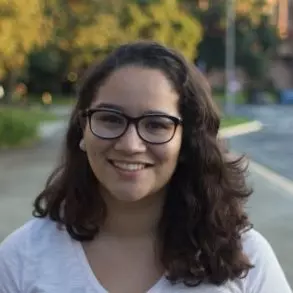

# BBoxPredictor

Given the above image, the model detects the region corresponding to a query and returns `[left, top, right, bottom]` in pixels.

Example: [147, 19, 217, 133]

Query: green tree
[0, 0, 52, 101]
[27, 46, 65, 94]
[26, 0, 128, 95]
[122, 0, 202, 60]
[47, 0, 127, 76]
[195, 0, 279, 102]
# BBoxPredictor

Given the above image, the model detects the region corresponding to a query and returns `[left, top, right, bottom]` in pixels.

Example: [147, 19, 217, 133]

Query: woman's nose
[113, 124, 147, 153]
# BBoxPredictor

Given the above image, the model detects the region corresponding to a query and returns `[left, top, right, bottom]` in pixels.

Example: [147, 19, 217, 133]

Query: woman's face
[82, 65, 182, 203]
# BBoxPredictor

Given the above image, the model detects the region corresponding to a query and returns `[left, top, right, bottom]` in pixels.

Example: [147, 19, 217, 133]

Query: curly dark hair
[33, 40, 253, 287]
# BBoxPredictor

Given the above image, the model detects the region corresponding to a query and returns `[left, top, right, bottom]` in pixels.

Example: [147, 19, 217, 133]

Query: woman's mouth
[108, 160, 153, 172]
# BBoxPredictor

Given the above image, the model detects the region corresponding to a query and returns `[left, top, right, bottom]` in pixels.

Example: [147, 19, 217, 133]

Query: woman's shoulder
[0, 217, 68, 260]
[0, 218, 61, 291]
[241, 227, 282, 267]
[241, 228, 271, 255]
[241, 227, 281, 275]
[240, 228, 292, 293]
[0, 218, 87, 292]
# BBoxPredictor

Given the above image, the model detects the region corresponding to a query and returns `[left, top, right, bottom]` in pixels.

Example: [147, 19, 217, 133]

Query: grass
[214, 93, 246, 105]
[27, 94, 76, 106]
[214, 91, 278, 106]
[0, 106, 58, 149]
[0, 106, 58, 123]
[220, 116, 250, 128]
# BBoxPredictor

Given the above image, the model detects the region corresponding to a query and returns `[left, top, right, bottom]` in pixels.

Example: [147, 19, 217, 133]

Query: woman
[0, 41, 291, 293]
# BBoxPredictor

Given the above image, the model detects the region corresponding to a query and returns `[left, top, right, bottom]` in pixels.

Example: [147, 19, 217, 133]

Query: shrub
[0, 107, 38, 147]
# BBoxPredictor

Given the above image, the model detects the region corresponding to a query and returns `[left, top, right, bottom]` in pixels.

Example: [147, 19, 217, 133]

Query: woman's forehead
[90, 66, 180, 116]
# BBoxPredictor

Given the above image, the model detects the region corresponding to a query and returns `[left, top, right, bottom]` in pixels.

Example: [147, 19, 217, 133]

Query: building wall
[276, 0, 289, 38]
[258, 0, 292, 39]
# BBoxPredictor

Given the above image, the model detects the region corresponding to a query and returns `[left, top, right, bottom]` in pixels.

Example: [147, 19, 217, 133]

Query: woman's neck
[100, 190, 166, 239]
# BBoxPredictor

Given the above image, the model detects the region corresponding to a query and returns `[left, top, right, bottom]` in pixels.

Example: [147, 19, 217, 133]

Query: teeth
[112, 161, 146, 171]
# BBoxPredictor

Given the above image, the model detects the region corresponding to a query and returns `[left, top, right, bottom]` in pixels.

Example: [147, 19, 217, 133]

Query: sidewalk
[38, 120, 68, 139]
[38, 105, 72, 139]
[246, 165, 293, 285]
[229, 105, 293, 181]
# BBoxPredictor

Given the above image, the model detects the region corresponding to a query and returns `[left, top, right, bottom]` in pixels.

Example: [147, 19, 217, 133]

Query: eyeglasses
[81, 109, 183, 144]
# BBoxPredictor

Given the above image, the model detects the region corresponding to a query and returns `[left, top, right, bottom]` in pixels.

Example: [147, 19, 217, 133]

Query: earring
[79, 139, 86, 151]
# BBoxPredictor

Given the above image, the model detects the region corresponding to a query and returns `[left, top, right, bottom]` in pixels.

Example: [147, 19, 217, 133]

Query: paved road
[0, 125, 293, 288]
[245, 167, 293, 286]
[230, 105, 293, 180]
[0, 132, 65, 239]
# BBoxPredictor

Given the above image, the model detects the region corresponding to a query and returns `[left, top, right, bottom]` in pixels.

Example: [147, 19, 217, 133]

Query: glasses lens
[139, 116, 176, 143]
[90, 111, 126, 138]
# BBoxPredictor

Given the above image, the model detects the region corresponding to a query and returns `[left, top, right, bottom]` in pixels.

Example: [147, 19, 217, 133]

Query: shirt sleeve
[243, 229, 292, 293]
[0, 230, 26, 293]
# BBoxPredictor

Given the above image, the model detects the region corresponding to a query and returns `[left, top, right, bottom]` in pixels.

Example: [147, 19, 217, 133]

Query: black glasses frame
[80, 108, 183, 144]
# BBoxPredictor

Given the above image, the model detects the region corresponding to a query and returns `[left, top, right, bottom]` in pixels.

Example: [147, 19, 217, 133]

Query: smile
[108, 160, 152, 171]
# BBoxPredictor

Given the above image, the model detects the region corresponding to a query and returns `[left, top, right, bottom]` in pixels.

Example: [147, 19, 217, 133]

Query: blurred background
[0, 0, 293, 288]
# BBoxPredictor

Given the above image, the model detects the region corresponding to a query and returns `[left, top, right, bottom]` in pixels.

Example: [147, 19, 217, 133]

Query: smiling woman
[80, 65, 183, 205]
[0, 41, 292, 293]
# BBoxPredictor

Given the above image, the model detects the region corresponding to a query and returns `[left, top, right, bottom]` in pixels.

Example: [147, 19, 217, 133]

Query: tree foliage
[0, 0, 52, 78]
[27, 0, 202, 95]
[47, 0, 128, 70]
[123, 0, 202, 60]
[2, 0, 202, 96]
[196, 1, 279, 80]
[0, 0, 52, 101]
[24, 0, 129, 94]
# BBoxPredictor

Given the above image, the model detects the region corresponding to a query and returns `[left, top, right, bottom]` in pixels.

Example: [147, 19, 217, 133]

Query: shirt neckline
[71, 238, 167, 293]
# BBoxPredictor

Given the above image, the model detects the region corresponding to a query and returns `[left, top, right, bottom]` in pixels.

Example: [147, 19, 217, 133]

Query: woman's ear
[79, 138, 86, 152]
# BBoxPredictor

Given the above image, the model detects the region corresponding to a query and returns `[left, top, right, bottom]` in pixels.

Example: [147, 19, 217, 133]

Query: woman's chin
[102, 187, 150, 203]
[99, 182, 164, 205]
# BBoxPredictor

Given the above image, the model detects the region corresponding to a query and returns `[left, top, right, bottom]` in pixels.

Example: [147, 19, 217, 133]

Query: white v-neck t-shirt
[0, 218, 291, 293]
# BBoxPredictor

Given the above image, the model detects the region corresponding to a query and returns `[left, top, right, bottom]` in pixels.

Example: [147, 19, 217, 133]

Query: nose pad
[114, 124, 146, 152]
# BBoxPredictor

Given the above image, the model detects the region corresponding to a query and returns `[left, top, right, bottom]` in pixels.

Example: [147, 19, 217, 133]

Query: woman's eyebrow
[92, 103, 174, 118]
[143, 110, 170, 115]
[93, 103, 124, 111]
[93, 103, 170, 115]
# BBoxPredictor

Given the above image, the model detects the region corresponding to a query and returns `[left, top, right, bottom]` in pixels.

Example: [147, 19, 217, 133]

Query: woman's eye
[144, 118, 173, 131]
[96, 114, 123, 124]
[147, 122, 167, 129]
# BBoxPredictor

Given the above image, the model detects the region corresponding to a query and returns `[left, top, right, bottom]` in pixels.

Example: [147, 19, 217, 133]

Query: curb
[229, 150, 293, 197]
[219, 120, 263, 138]
[249, 160, 293, 196]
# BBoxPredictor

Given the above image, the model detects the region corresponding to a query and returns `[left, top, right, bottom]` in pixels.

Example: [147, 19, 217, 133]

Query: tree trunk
[2, 69, 18, 104]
